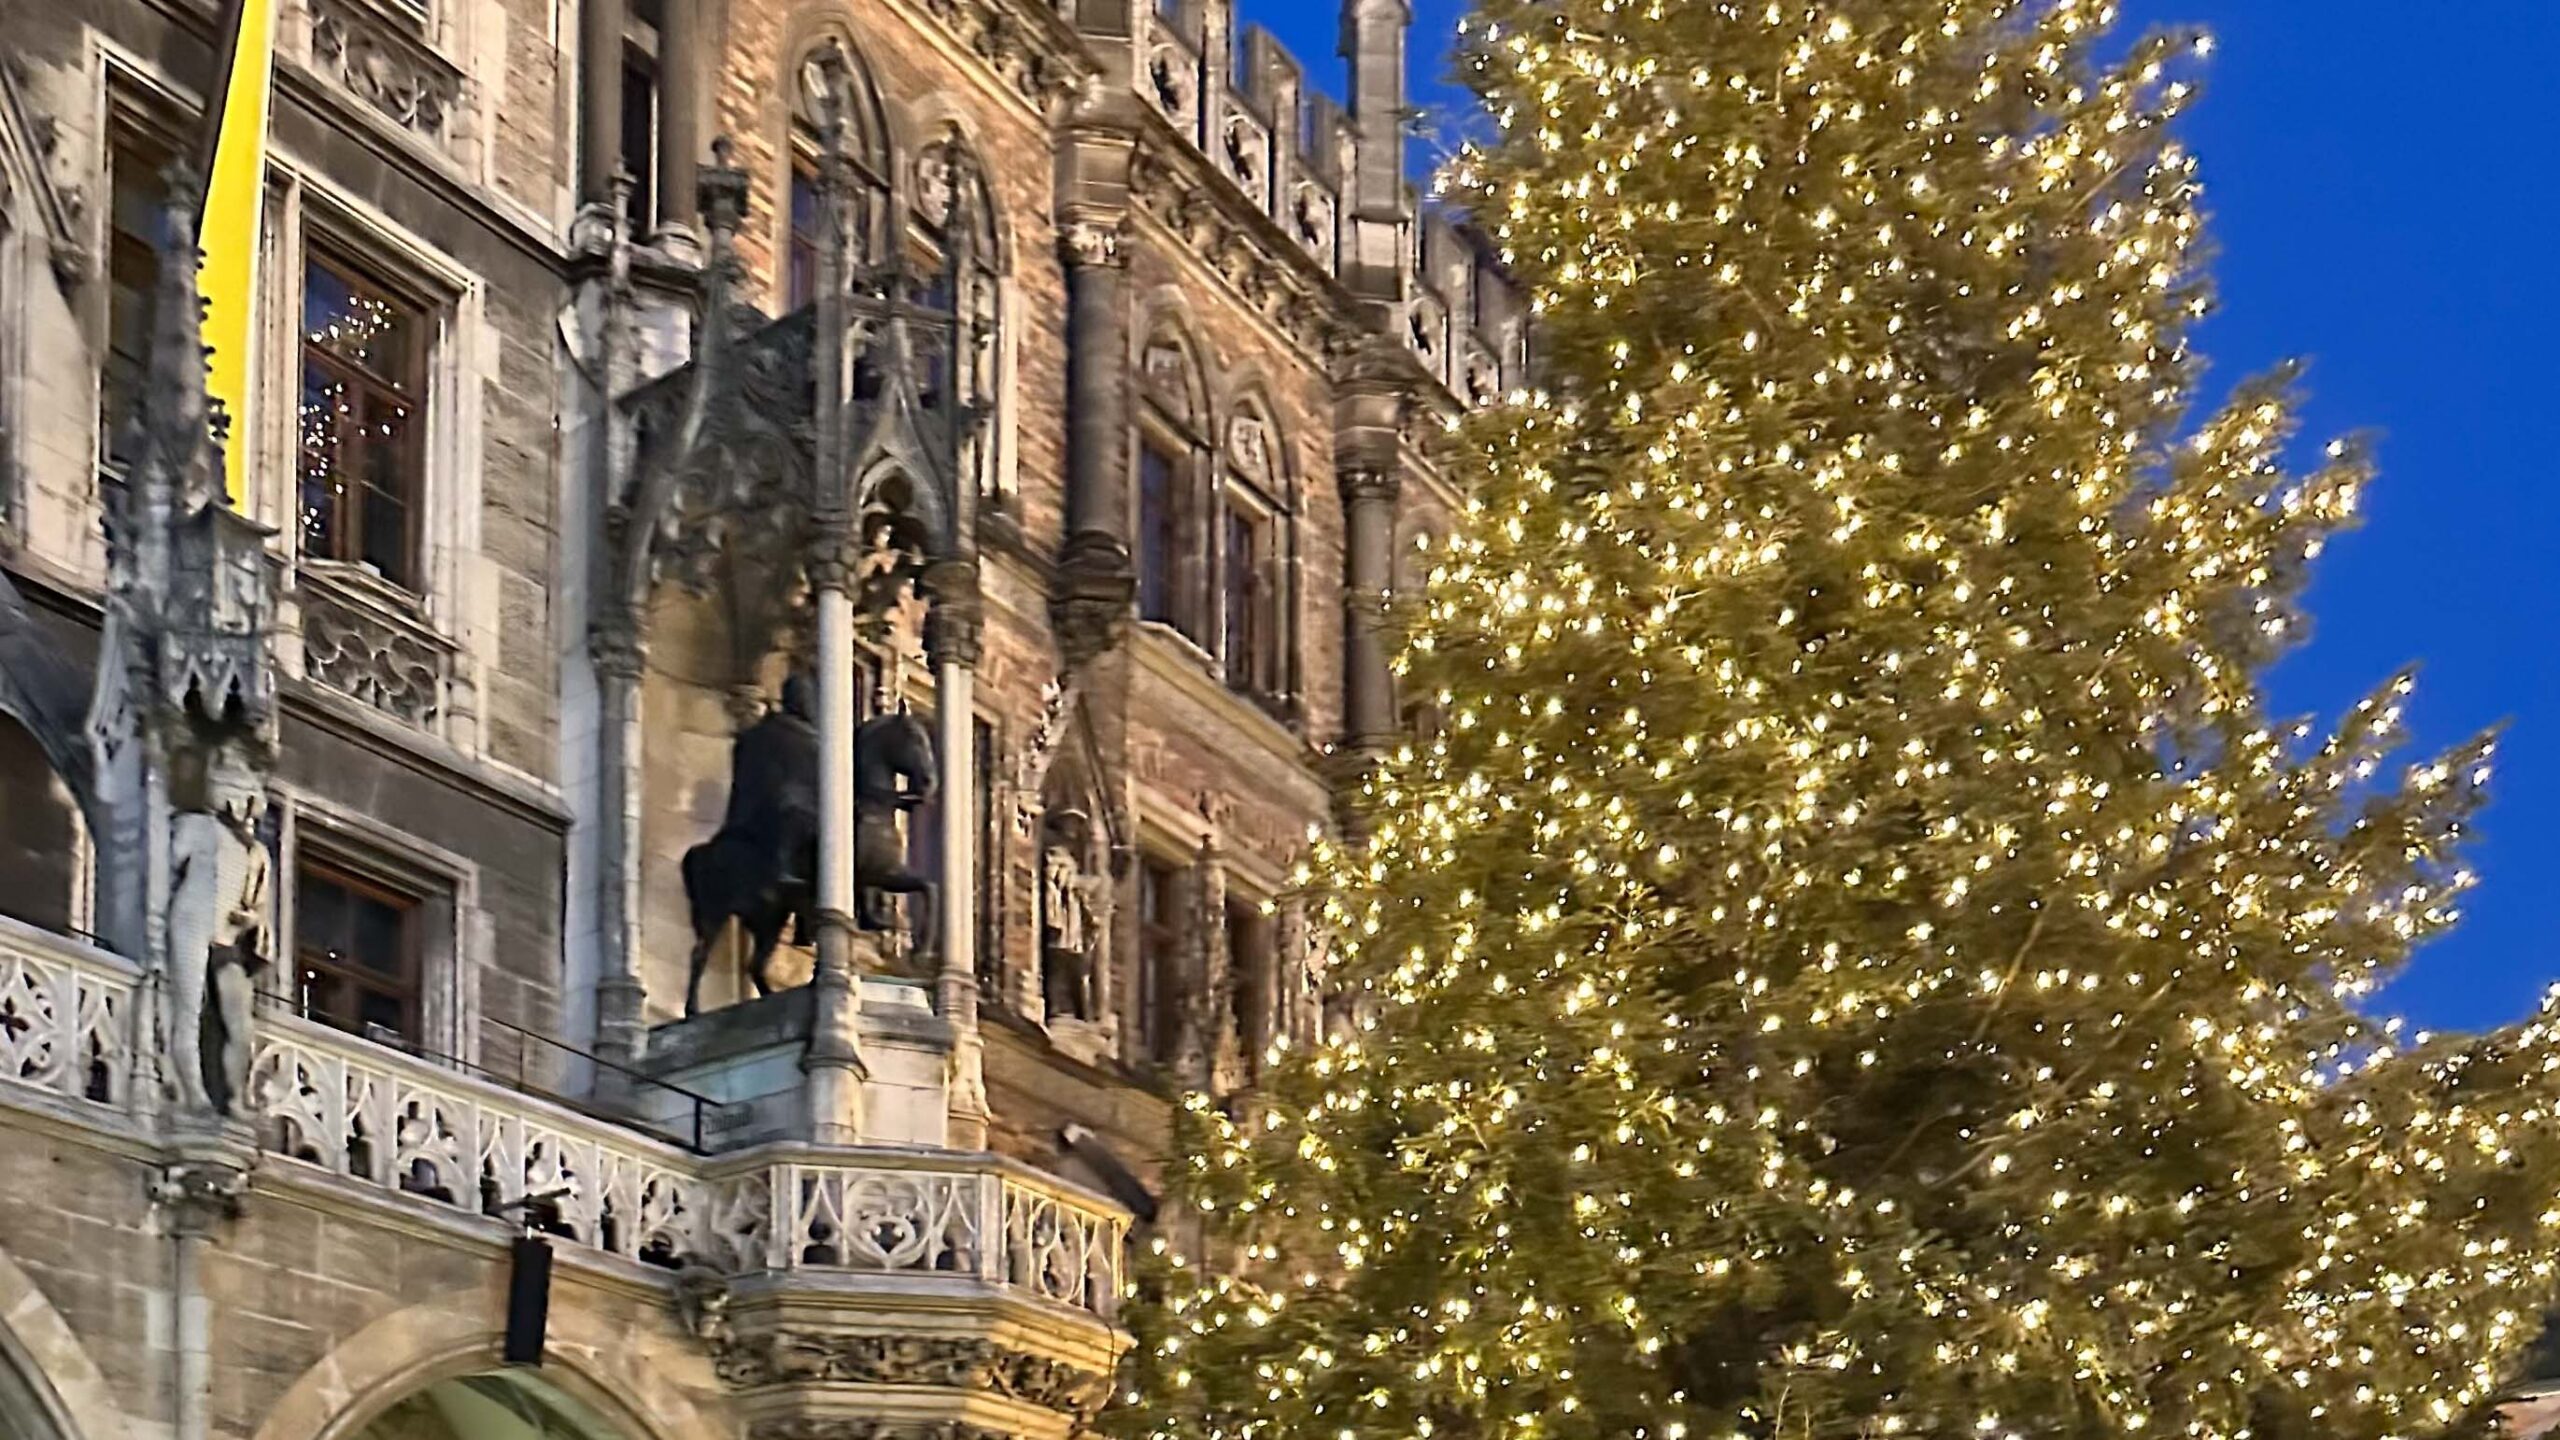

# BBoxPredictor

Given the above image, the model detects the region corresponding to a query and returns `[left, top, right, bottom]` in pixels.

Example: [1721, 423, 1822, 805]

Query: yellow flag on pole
[199, 0, 278, 502]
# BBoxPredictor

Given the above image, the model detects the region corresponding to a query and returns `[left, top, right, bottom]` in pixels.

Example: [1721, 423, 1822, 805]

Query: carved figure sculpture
[165, 753, 269, 1114]
[682, 677, 820, 1014]
[1040, 807, 1096, 1020]
[852, 710, 937, 951]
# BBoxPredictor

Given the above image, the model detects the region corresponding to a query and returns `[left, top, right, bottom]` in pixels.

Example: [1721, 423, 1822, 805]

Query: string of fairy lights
[1115, 4, 2550, 1440]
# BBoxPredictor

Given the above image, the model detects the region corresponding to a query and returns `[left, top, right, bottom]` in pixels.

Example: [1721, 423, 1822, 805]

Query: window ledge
[1129, 622, 1312, 771]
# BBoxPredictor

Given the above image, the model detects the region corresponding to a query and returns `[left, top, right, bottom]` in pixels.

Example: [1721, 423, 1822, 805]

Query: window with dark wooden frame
[103, 123, 179, 471]
[1224, 895, 1273, 1073]
[1137, 854, 1185, 1065]
[298, 249, 428, 592]
[620, 0, 664, 230]
[292, 860, 422, 1043]
[1138, 440, 1183, 629]
[1220, 492, 1281, 704]
[787, 150, 824, 310]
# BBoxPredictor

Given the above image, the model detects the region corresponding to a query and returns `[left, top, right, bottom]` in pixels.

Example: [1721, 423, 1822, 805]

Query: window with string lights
[297, 247, 431, 592]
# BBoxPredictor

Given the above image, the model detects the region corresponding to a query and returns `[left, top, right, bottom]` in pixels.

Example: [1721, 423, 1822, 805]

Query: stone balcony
[0, 914, 1131, 1435]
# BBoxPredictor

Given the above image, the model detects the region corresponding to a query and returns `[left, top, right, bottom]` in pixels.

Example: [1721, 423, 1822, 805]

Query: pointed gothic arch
[0, 1243, 134, 1440]
[777, 23, 894, 303]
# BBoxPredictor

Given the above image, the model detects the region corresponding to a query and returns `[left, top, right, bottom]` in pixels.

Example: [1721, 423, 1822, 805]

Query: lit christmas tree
[1118, 4, 2560, 1440]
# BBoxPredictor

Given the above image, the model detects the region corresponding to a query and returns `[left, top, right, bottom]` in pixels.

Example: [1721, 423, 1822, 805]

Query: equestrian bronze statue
[682, 676, 820, 1014]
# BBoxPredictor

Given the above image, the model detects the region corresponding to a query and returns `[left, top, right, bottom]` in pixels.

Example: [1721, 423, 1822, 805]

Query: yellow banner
[200, 0, 278, 501]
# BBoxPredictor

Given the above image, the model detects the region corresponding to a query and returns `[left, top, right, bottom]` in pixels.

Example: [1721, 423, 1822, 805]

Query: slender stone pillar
[804, 539, 867, 1143]
[801, 45, 867, 1143]
[590, 624, 649, 1069]
[579, 0, 629, 204]
[1339, 466, 1401, 752]
[925, 563, 989, 1147]
[1053, 218, 1136, 670]
[655, 0, 704, 239]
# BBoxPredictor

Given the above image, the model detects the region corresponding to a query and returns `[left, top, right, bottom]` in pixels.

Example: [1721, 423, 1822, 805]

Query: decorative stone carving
[1220, 109, 1271, 204]
[149, 1160, 248, 1236]
[1290, 181, 1338, 270]
[1406, 292, 1449, 377]
[749, 1423, 1010, 1440]
[1145, 41, 1198, 131]
[914, 0, 1091, 116]
[1228, 416, 1273, 484]
[308, 0, 462, 144]
[299, 567, 454, 730]
[708, 1332, 1111, 1416]
[1127, 142, 1349, 363]
[1059, 218, 1126, 269]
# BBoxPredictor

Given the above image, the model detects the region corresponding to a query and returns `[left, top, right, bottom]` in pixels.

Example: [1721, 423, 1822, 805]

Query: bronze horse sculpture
[851, 709, 938, 952]
[681, 679, 939, 1015]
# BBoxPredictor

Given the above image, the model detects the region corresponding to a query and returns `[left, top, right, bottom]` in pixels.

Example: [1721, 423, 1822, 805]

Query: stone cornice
[1125, 122, 1363, 366]
[890, 0, 1098, 124]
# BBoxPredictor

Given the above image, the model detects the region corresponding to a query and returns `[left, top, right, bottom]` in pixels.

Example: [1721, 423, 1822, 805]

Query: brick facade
[0, 0, 1520, 1434]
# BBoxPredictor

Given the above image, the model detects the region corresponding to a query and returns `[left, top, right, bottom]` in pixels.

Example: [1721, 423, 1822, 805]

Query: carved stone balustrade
[296, 563, 466, 735]
[0, 915, 148, 1117]
[0, 920, 1128, 1339]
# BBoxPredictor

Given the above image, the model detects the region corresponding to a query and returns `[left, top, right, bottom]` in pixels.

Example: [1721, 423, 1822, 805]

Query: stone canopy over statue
[683, 675, 939, 1014]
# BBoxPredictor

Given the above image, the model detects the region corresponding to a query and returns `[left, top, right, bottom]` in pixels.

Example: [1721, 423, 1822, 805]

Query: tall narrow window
[294, 862, 422, 1043]
[619, 52, 659, 229]
[784, 38, 891, 309]
[620, 0, 664, 229]
[1137, 855, 1184, 1065]
[103, 126, 177, 469]
[1221, 497, 1278, 701]
[975, 718, 999, 983]
[1137, 441, 1182, 628]
[299, 250, 429, 591]
[1220, 415, 1287, 707]
[786, 155, 823, 310]
[1224, 896, 1272, 1072]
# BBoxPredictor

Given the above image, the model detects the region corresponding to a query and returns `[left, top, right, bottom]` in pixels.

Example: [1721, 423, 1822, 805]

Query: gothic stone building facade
[0, 0, 1522, 1436]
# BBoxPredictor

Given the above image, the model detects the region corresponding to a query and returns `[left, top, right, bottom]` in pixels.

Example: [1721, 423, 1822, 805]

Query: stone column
[590, 623, 649, 1070]
[655, 0, 704, 241]
[803, 536, 867, 1143]
[925, 562, 990, 1148]
[579, 0, 629, 204]
[1054, 218, 1136, 670]
[1338, 466, 1401, 754]
[802, 47, 866, 1142]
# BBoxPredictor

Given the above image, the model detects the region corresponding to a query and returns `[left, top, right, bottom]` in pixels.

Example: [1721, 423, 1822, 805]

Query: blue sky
[1240, 0, 2560, 1033]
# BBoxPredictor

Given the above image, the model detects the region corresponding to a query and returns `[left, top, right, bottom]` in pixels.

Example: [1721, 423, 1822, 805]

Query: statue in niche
[1040, 807, 1095, 1020]
[165, 743, 271, 1115]
[682, 675, 820, 1014]
[852, 708, 937, 954]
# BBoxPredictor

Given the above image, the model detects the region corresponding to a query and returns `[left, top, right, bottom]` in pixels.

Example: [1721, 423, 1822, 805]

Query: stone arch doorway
[0, 1347, 75, 1440]
[342, 1374, 629, 1440]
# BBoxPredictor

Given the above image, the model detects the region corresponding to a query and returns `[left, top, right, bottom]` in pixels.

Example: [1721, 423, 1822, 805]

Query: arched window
[784, 39, 891, 310]
[1217, 404, 1289, 710]
[910, 132, 1006, 503]
[1134, 327, 1211, 649]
